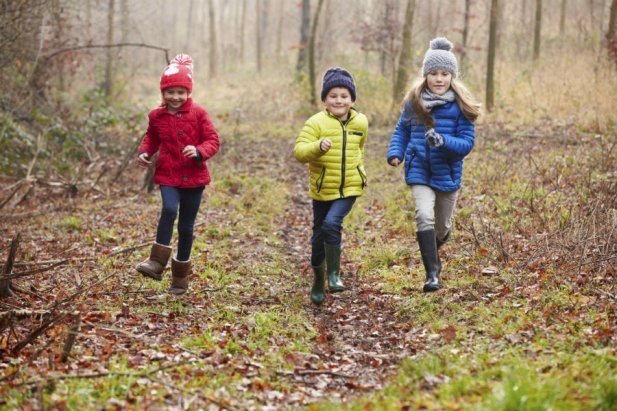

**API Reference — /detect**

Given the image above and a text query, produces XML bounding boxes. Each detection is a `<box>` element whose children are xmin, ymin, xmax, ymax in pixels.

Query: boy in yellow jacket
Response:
<box><xmin>294</xmin><ymin>67</ymin><xmax>368</xmax><ymax>305</ymax></box>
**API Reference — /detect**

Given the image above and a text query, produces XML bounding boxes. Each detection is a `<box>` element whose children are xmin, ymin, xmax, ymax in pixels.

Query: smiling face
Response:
<box><xmin>426</xmin><ymin>70</ymin><xmax>452</xmax><ymax>95</ymax></box>
<box><xmin>162</xmin><ymin>86</ymin><xmax>189</xmax><ymax>113</ymax></box>
<box><xmin>323</xmin><ymin>87</ymin><xmax>354</xmax><ymax>121</ymax></box>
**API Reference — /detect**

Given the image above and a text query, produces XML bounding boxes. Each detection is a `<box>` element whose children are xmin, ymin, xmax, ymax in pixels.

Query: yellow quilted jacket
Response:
<box><xmin>294</xmin><ymin>108</ymin><xmax>368</xmax><ymax>201</ymax></box>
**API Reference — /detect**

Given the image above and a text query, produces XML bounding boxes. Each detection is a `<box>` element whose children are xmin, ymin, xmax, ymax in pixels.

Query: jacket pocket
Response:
<box><xmin>316</xmin><ymin>167</ymin><xmax>326</xmax><ymax>193</ymax></box>
<box><xmin>357</xmin><ymin>166</ymin><xmax>367</xmax><ymax>189</ymax></box>
<box><xmin>404</xmin><ymin>149</ymin><xmax>416</xmax><ymax>176</ymax></box>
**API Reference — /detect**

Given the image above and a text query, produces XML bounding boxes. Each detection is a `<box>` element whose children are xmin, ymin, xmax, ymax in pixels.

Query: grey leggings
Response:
<box><xmin>411</xmin><ymin>185</ymin><xmax>459</xmax><ymax>240</ymax></box>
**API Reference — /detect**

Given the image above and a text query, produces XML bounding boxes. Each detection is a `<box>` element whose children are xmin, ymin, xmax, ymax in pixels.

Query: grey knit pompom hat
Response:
<box><xmin>422</xmin><ymin>37</ymin><xmax>458</xmax><ymax>78</ymax></box>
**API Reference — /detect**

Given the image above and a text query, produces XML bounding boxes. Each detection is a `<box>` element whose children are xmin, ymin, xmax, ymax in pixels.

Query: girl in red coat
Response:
<box><xmin>136</xmin><ymin>54</ymin><xmax>220</xmax><ymax>295</ymax></box>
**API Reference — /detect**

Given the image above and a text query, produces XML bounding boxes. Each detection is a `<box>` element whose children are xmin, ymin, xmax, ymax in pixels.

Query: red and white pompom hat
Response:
<box><xmin>160</xmin><ymin>54</ymin><xmax>194</xmax><ymax>93</ymax></box>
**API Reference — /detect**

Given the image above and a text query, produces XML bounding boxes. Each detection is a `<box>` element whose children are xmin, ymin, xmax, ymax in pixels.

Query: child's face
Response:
<box><xmin>324</xmin><ymin>87</ymin><xmax>354</xmax><ymax>120</ymax></box>
<box><xmin>163</xmin><ymin>87</ymin><xmax>189</xmax><ymax>112</ymax></box>
<box><xmin>426</xmin><ymin>70</ymin><xmax>452</xmax><ymax>95</ymax></box>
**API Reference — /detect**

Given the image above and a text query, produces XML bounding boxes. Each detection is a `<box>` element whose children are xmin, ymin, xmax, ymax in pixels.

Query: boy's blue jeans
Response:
<box><xmin>156</xmin><ymin>185</ymin><xmax>204</xmax><ymax>261</ymax></box>
<box><xmin>310</xmin><ymin>197</ymin><xmax>356</xmax><ymax>266</ymax></box>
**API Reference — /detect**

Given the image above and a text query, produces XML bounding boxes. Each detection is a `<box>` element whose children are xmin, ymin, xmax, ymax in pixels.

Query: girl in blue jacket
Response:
<box><xmin>387</xmin><ymin>38</ymin><xmax>481</xmax><ymax>292</ymax></box>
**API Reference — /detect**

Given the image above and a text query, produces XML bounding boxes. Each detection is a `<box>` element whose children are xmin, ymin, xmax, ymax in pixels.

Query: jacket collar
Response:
<box><xmin>324</xmin><ymin>106</ymin><xmax>358</xmax><ymax>122</ymax></box>
<box><xmin>154</xmin><ymin>98</ymin><xmax>193</xmax><ymax>118</ymax></box>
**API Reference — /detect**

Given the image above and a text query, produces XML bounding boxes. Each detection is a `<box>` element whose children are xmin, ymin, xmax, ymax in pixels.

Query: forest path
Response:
<box><xmin>0</xmin><ymin>132</ymin><xmax>423</xmax><ymax>409</ymax></box>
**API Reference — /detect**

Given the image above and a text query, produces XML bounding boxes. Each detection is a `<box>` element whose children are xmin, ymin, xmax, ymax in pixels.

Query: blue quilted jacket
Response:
<box><xmin>387</xmin><ymin>101</ymin><xmax>475</xmax><ymax>192</ymax></box>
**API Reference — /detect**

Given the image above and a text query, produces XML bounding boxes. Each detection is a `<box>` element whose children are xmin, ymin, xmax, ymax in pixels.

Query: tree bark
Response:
<box><xmin>533</xmin><ymin>0</ymin><xmax>542</xmax><ymax>62</ymax></box>
<box><xmin>392</xmin><ymin>0</ymin><xmax>416</xmax><ymax>106</ymax></box>
<box><xmin>309</xmin><ymin>0</ymin><xmax>326</xmax><ymax>105</ymax></box>
<box><xmin>486</xmin><ymin>0</ymin><xmax>499</xmax><ymax>112</ymax></box>
<box><xmin>296</xmin><ymin>0</ymin><xmax>311</xmax><ymax>79</ymax></box>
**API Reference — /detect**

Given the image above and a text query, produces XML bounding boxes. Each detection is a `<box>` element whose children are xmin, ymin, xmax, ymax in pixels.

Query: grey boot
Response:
<box><xmin>324</xmin><ymin>243</ymin><xmax>345</xmax><ymax>292</ymax></box>
<box><xmin>310</xmin><ymin>261</ymin><xmax>326</xmax><ymax>305</ymax></box>
<box><xmin>417</xmin><ymin>230</ymin><xmax>442</xmax><ymax>292</ymax></box>
<box><xmin>136</xmin><ymin>243</ymin><xmax>172</xmax><ymax>281</ymax></box>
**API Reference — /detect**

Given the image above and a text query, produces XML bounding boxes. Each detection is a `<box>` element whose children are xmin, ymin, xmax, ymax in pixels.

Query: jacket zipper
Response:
<box><xmin>339</xmin><ymin>120</ymin><xmax>347</xmax><ymax>198</ymax></box>
<box><xmin>425</xmin><ymin>139</ymin><xmax>432</xmax><ymax>177</ymax></box>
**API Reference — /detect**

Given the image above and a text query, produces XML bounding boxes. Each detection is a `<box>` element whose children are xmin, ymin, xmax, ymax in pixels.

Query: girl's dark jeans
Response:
<box><xmin>310</xmin><ymin>196</ymin><xmax>356</xmax><ymax>266</ymax></box>
<box><xmin>156</xmin><ymin>185</ymin><xmax>204</xmax><ymax>261</ymax></box>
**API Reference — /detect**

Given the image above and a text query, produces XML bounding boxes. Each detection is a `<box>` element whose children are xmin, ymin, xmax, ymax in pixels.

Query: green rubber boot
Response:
<box><xmin>324</xmin><ymin>243</ymin><xmax>345</xmax><ymax>292</ymax></box>
<box><xmin>310</xmin><ymin>261</ymin><xmax>326</xmax><ymax>305</ymax></box>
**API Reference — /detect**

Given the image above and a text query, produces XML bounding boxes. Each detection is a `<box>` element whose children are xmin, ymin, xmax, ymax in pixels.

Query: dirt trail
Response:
<box><xmin>270</xmin><ymin>139</ymin><xmax>419</xmax><ymax>402</ymax></box>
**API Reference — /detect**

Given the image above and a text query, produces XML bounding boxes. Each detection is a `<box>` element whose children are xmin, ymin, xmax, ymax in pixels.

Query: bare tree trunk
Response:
<box><xmin>486</xmin><ymin>0</ymin><xmax>498</xmax><ymax>112</ymax></box>
<box><xmin>208</xmin><ymin>0</ymin><xmax>217</xmax><ymax>78</ymax></box>
<box><xmin>309</xmin><ymin>0</ymin><xmax>326</xmax><ymax>105</ymax></box>
<box><xmin>185</xmin><ymin>0</ymin><xmax>194</xmax><ymax>51</ymax></box>
<box><xmin>276</xmin><ymin>0</ymin><xmax>285</xmax><ymax>59</ymax></box>
<box><xmin>86</xmin><ymin>0</ymin><xmax>92</xmax><ymax>41</ymax></box>
<box><xmin>461</xmin><ymin>0</ymin><xmax>471</xmax><ymax>72</ymax></box>
<box><xmin>51</xmin><ymin>0</ymin><xmax>65</xmax><ymax>94</ymax></box>
<box><xmin>256</xmin><ymin>0</ymin><xmax>262</xmax><ymax>72</ymax></box>
<box><xmin>296</xmin><ymin>0</ymin><xmax>310</xmax><ymax>79</ymax></box>
<box><xmin>560</xmin><ymin>0</ymin><xmax>567</xmax><ymax>36</ymax></box>
<box><xmin>392</xmin><ymin>0</ymin><xmax>416</xmax><ymax>106</ymax></box>
<box><xmin>121</xmin><ymin>0</ymin><xmax>129</xmax><ymax>43</ymax></box>
<box><xmin>104</xmin><ymin>0</ymin><xmax>115</xmax><ymax>99</ymax></box>
<box><xmin>240</xmin><ymin>0</ymin><xmax>247</xmax><ymax>63</ymax></box>
<box><xmin>608</xmin><ymin>0</ymin><xmax>617</xmax><ymax>61</ymax></box>
<box><xmin>533</xmin><ymin>0</ymin><xmax>542</xmax><ymax>62</ymax></box>
<box><xmin>380</xmin><ymin>1</ymin><xmax>393</xmax><ymax>76</ymax></box>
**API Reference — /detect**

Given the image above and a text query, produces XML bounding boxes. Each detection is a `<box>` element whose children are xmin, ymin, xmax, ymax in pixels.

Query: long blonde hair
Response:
<box><xmin>403</xmin><ymin>77</ymin><xmax>481</xmax><ymax>128</ymax></box>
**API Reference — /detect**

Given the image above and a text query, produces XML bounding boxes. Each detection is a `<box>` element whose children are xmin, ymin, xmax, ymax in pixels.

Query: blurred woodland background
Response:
<box><xmin>1</xmin><ymin>2</ymin><xmax>616</xmax><ymax>408</ymax></box>
<box><xmin>1</xmin><ymin>0</ymin><xmax>616</xmax><ymax>181</ymax></box>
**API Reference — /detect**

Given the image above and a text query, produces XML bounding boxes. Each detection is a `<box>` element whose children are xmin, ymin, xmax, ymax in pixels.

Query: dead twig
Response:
<box><xmin>0</xmin><ymin>233</ymin><xmax>20</xmax><ymax>297</ymax></box>
<box><xmin>0</xmin><ymin>180</ymin><xmax>24</xmax><ymax>211</ymax></box>
<box><xmin>13</xmin><ymin>241</ymin><xmax>151</xmax><ymax>268</ymax></box>
<box><xmin>17</xmin><ymin>361</ymin><xmax>190</xmax><ymax>386</ymax></box>
<box><xmin>61</xmin><ymin>311</ymin><xmax>81</xmax><ymax>362</ymax></box>
<box><xmin>12</xmin><ymin>311</ymin><xmax>70</xmax><ymax>353</ymax></box>
<box><xmin>0</xmin><ymin>259</ymin><xmax>68</xmax><ymax>281</ymax></box>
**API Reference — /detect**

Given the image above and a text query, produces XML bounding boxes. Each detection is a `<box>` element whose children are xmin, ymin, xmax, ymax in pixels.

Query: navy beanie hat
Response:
<box><xmin>320</xmin><ymin>67</ymin><xmax>357</xmax><ymax>101</ymax></box>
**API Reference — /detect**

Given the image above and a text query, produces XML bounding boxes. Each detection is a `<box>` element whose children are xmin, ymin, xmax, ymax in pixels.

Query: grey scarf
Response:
<box><xmin>421</xmin><ymin>89</ymin><xmax>456</xmax><ymax>110</ymax></box>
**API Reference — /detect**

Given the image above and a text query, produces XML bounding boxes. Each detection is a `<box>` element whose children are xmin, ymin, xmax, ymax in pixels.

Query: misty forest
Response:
<box><xmin>0</xmin><ymin>0</ymin><xmax>616</xmax><ymax>409</ymax></box>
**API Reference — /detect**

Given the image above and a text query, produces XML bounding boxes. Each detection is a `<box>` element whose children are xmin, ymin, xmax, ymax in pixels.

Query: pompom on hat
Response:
<box><xmin>160</xmin><ymin>53</ymin><xmax>194</xmax><ymax>93</ymax></box>
<box><xmin>321</xmin><ymin>67</ymin><xmax>357</xmax><ymax>101</ymax></box>
<box><xmin>422</xmin><ymin>37</ymin><xmax>458</xmax><ymax>78</ymax></box>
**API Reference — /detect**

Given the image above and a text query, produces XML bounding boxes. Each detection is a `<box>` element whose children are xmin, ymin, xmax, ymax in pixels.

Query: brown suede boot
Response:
<box><xmin>136</xmin><ymin>243</ymin><xmax>172</xmax><ymax>281</ymax></box>
<box><xmin>169</xmin><ymin>258</ymin><xmax>191</xmax><ymax>295</ymax></box>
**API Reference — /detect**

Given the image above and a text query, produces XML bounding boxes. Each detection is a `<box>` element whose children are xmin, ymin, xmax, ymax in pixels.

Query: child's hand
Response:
<box><xmin>137</xmin><ymin>153</ymin><xmax>151</xmax><ymax>168</ymax></box>
<box><xmin>320</xmin><ymin>139</ymin><xmax>332</xmax><ymax>153</ymax></box>
<box><xmin>182</xmin><ymin>145</ymin><xmax>199</xmax><ymax>158</ymax></box>
<box><xmin>389</xmin><ymin>158</ymin><xmax>401</xmax><ymax>167</ymax></box>
<box><xmin>425</xmin><ymin>128</ymin><xmax>444</xmax><ymax>147</ymax></box>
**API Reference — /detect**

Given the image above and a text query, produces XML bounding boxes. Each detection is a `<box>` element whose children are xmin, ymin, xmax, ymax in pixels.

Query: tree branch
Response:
<box><xmin>44</xmin><ymin>42</ymin><xmax>170</xmax><ymax>63</ymax></box>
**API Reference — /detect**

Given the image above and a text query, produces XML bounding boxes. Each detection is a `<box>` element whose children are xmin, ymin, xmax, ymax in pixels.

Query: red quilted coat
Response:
<box><xmin>139</xmin><ymin>98</ymin><xmax>220</xmax><ymax>188</ymax></box>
